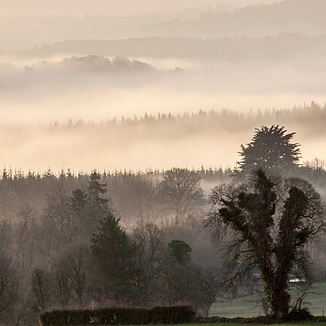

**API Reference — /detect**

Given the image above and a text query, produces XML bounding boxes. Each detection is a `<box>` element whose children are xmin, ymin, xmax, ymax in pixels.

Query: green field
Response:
<box><xmin>67</xmin><ymin>324</ymin><xmax>326</xmax><ymax>326</ymax></box>
<box><xmin>142</xmin><ymin>324</ymin><xmax>326</xmax><ymax>326</ymax></box>
<box><xmin>188</xmin><ymin>324</ymin><xmax>326</xmax><ymax>326</ymax></box>
<box><xmin>210</xmin><ymin>282</ymin><xmax>326</xmax><ymax>317</ymax></box>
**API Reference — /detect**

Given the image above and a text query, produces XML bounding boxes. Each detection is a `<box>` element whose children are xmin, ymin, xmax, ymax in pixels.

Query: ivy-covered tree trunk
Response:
<box><xmin>207</xmin><ymin>169</ymin><xmax>325</xmax><ymax>320</ymax></box>
<box><xmin>269</xmin><ymin>279</ymin><xmax>290</xmax><ymax>319</ymax></box>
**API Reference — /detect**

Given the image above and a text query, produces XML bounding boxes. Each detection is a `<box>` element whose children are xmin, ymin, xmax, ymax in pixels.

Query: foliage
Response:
<box><xmin>237</xmin><ymin>125</ymin><xmax>301</xmax><ymax>179</ymax></box>
<box><xmin>90</xmin><ymin>211</ymin><xmax>136</xmax><ymax>301</ymax></box>
<box><xmin>82</xmin><ymin>171</ymin><xmax>109</xmax><ymax>239</ymax></box>
<box><xmin>168</xmin><ymin>240</ymin><xmax>192</xmax><ymax>265</ymax></box>
<box><xmin>150</xmin><ymin>306</ymin><xmax>195</xmax><ymax>324</ymax></box>
<box><xmin>39</xmin><ymin>305</ymin><xmax>195</xmax><ymax>325</ymax></box>
<box><xmin>206</xmin><ymin>169</ymin><xmax>325</xmax><ymax>320</ymax></box>
<box><xmin>161</xmin><ymin>240</ymin><xmax>217</xmax><ymax>315</ymax></box>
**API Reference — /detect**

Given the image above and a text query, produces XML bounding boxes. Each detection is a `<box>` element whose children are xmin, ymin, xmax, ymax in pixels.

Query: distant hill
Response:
<box><xmin>29</xmin><ymin>33</ymin><xmax>326</xmax><ymax>62</ymax></box>
<box><xmin>4</xmin><ymin>0</ymin><xmax>326</xmax><ymax>53</ymax></box>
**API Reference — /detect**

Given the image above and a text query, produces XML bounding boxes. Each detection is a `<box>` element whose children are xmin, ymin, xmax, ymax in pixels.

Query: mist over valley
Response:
<box><xmin>1</xmin><ymin>1</ymin><xmax>326</xmax><ymax>324</ymax></box>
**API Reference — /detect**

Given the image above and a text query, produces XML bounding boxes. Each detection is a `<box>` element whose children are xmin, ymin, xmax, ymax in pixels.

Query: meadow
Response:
<box><xmin>210</xmin><ymin>283</ymin><xmax>326</xmax><ymax>318</ymax></box>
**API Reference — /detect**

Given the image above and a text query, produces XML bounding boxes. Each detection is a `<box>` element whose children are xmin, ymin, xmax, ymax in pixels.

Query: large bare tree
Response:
<box><xmin>159</xmin><ymin>168</ymin><xmax>204</xmax><ymax>224</ymax></box>
<box><xmin>206</xmin><ymin>169</ymin><xmax>325</xmax><ymax>320</ymax></box>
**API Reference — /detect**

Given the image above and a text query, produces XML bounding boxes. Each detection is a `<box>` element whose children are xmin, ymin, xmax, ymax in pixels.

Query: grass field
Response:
<box><xmin>116</xmin><ymin>324</ymin><xmax>326</xmax><ymax>326</ymax></box>
<box><xmin>66</xmin><ymin>324</ymin><xmax>326</xmax><ymax>326</ymax></box>
<box><xmin>190</xmin><ymin>324</ymin><xmax>326</xmax><ymax>326</ymax></box>
<box><xmin>209</xmin><ymin>282</ymin><xmax>326</xmax><ymax>317</ymax></box>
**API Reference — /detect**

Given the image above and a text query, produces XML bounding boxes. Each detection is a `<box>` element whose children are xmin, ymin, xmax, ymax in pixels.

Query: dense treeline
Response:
<box><xmin>0</xmin><ymin>167</ymin><xmax>231</xmax><ymax>325</ymax></box>
<box><xmin>50</xmin><ymin>102</ymin><xmax>326</xmax><ymax>136</ymax></box>
<box><xmin>0</xmin><ymin>122</ymin><xmax>326</xmax><ymax>324</ymax></box>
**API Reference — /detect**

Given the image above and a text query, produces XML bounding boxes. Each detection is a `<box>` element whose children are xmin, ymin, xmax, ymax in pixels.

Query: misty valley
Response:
<box><xmin>1</xmin><ymin>0</ymin><xmax>326</xmax><ymax>325</ymax></box>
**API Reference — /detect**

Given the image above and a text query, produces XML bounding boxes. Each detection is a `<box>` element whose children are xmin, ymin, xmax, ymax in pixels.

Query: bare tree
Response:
<box><xmin>64</xmin><ymin>244</ymin><xmax>93</xmax><ymax>309</ymax></box>
<box><xmin>31</xmin><ymin>268</ymin><xmax>52</xmax><ymax>311</ymax></box>
<box><xmin>0</xmin><ymin>222</ymin><xmax>19</xmax><ymax>317</ymax></box>
<box><xmin>132</xmin><ymin>223</ymin><xmax>166</xmax><ymax>305</ymax></box>
<box><xmin>51</xmin><ymin>255</ymin><xmax>71</xmax><ymax>309</ymax></box>
<box><xmin>42</xmin><ymin>180</ymin><xmax>73</xmax><ymax>256</ymax></box>
<box><xmin>159</xmin><ymin>169</ymin><xmax>204</xmax><ymax>224</ymax></box>
<box><xmin>108</xmin><ymin>173</ymin><xmax>161</xmax><ymax>224</ymax></box>
<box><xmin>14</xmin><ymin>205</ymin><xmax>38</xmax><ymax>276</ymax></box>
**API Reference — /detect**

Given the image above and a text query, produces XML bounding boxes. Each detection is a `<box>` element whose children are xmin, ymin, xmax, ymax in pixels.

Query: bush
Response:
<box><xmin>286</xmin><ymin>307</ymin><xmax>312</xmax><ymax>322</ymax></box>
<box><xmin>39</xmin><ymin>305</ymin><xmax>195</xmax><ymax>325</ymax></box>
<box><xmin>92</xmin><ymin>308</ymin><xmax>151</xmax><ymax>325</ymax></box>
<box><xmin>151</xmin><ymin>306</ymin><xmax>195</xmax><ymax>324</ymax></box>
<box><xmin>40</xmin><ymin>310</ymin><xmax>90</xmax><ymax>325</ymax></box>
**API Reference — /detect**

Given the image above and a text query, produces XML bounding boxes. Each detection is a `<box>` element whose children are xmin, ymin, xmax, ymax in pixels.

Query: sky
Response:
<box><xmin>1</xmin><ymin>0</ymin><xmax>280</xmax><ymax>16</ymax></box>
<box><xmin>1</xmin><ymin>0</ymin><xmax>325</xmax><ymax>172</ymax></box>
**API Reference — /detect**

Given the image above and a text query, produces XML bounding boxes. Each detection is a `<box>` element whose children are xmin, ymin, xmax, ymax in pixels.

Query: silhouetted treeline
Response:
<box><xmin>50</xmin><ymin>102</ymin><xmax>326</xmax><ymax>138</ymax></box>
<box><xmin>0</xmin><ymin>168</ymin><xmax>230</xmax><ymax>325</ymax></box>
<box><xmin>0</xmin><ymin>159</ymin><xmax>326</xmax><ymax>324</ymax></box>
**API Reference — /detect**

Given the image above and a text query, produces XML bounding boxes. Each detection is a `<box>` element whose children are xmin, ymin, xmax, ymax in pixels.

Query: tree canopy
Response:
<box><xmin>90</xmin><ymin>211</ymin><xmax>136</xmax><ymax>302</ymax></box>
<box><xmin>237</xmin><ymin>125</ymin><xmax>301</xmax><ymax>179</ymax></box>
<box><xmin>206</xmin><ymin>169</ymin><xmax>325</xmax><ymax>320</ymax></box>
<box><xmin>159</xmin><ymin>168</ymin><xmax>204</xmax><ymax>224</ymax></box>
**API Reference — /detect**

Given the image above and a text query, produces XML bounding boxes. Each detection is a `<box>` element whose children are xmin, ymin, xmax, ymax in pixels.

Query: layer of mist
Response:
<box><xmin>0</xmin><ymin>0</ymin><xmax>325</xmax><ymax>173</ymax></box>
<box><xmin>0</xmin><ymin>105</ymin><xmax>325</xmax><ymax>172</ymax></box>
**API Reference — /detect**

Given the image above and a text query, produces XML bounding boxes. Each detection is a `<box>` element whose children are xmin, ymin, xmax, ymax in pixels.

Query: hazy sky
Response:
<box><xmin>1</xmin><ymin>0</ymin><xmax>325</xmax><ymax>172</ymax></box>
<box><xmin>2</xmin><ymin>0</ymin><xmax>280</xmax><ymax>16</ymax></box>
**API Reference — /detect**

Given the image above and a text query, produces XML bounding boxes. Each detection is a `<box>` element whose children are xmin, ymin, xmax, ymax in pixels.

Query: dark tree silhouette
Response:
<box><xmin>168</xmin><ymin>240</ymin><xmax>192</xmax><ymax>265</ymax></box>
<box><xmin>237</xmin><ymin>125</ymin><xmax>301</xmax><ymax>179</ymax></box>
<box><xmin>71</xmin><ymin>171</ymin><xmax>109</xmax><ymax>239</ymax></box>
<box><xmin>206</xmin><ymin>169</ymin><xmax>325</xmax><ymax>320</ymax></box>
<box><xmin>91</xmin><ymin>211</ymin><xmax>136</xmax><ymax>303</ymax></box>
<box><xmin>31</xmin><ymin>268</ymin><xmax>52</xmax><ymax>311</ymax></box>
<box><xmin>0</xmin><ymin>254</ymin><xmax>19</xmax><ymax>315</ymax></box>
<box><xmin>87</xmin><ymin>171</ymin><xmax>108</xmax><ymax>208</ymax></box>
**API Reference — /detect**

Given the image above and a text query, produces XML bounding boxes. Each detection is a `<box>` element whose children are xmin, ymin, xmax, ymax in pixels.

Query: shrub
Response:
<box><xmin>39</xmin><ymin>305</ymin><xmax>195</xmax><ymax>325</ymax></box>
<box><xmin>151</xmin><ymin>306</ymin><xmax>195</xmax><ymax>324</ymax></box>
<box><xmin>286</xmin><ymin>307</ymin><xmax>312</xmax><ymax>322</ymax></box>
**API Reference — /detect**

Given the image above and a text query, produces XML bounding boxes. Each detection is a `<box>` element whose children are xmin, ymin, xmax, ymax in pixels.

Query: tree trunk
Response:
<box><xmin>270</xmin><ymin>279</ymin><xmax>290</xmax><ymax>320</ymax></box>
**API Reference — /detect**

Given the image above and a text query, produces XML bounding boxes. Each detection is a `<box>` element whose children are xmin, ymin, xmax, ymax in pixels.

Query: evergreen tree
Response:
<box><xmin>237</xmin><ymin>125</ymin><xmax>301</xmax><ymax>179</ymax></box>
<box><xmin>71</xmin><ymin>171</ymin><xmax>109</xmax><ymax>240</ymax></box>
<box><xmin>168</xmin><ymin>240</ymin><xmax>191</xmax><ymax>265</ymax></box>
<box><xmin>90</xmin><ymin>211</ymin><xmax>136</xmax><ymax>302</ymax></box>
<box><xmin>87</xmin><ymin>171</ymin><xmax>108</xmax><ymax>209</ymax></box>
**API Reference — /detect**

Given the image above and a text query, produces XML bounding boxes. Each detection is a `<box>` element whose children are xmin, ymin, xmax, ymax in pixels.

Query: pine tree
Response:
<box><xmin>91</xmin><ymin>211</ymin><xmax>136</xmax><ymax>302</ymax></box>
<box><xmin>237</xmin><ymin>125</ymin><xmax>301</xmax><ymax>179</ymax></box>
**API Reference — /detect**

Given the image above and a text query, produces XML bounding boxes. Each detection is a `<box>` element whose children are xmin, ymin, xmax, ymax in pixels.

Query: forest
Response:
<box><xmin>0</xmin><ymin>121</ymin><xmax>325</xmax><ymax>325</ymax></box>
<box><xmin>2</xmin><ymin>0</ymin><xmax>326</xmax><ymax>324</ymax></box>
